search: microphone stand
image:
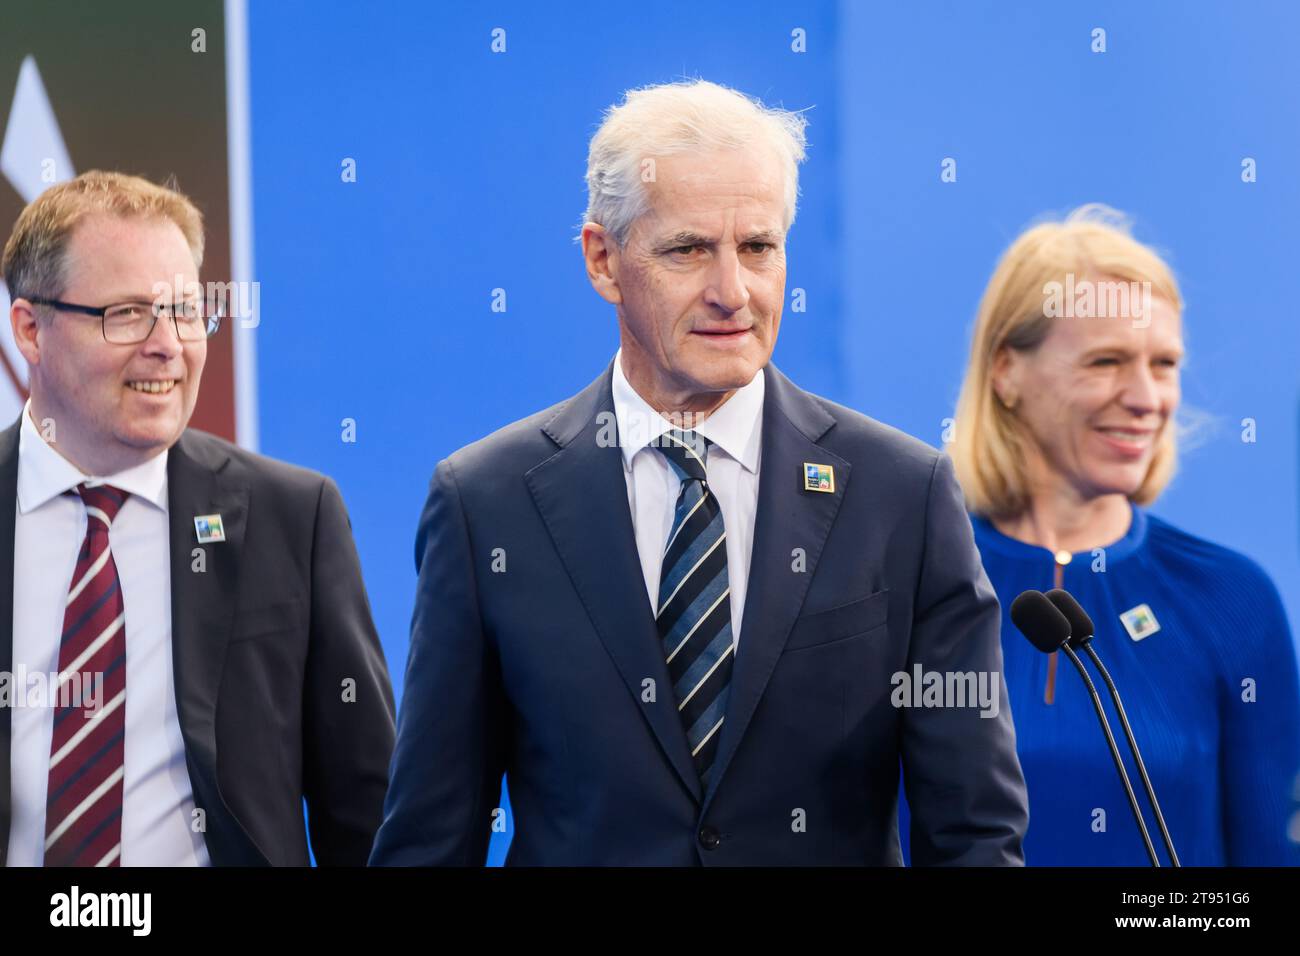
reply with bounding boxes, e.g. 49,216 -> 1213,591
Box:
1077,638 -> 1181,866
1059,642 -> 1160,866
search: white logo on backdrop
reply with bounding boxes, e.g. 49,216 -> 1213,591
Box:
0,56 -> 75,421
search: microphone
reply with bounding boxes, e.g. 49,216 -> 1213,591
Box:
1045,589 -> 1180,867
1009,590 -> 1161,866
1009,589 -> 1072,651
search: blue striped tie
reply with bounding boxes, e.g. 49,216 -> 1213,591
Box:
653,429 -> 734,785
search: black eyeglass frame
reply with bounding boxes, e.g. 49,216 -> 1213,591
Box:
24,296 -> 223,343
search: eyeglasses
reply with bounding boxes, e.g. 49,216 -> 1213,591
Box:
26,297 -> 223,344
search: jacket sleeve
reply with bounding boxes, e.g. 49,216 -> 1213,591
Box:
1219,565 -> 1300,865
368,458 -> 509,865
302,476 -> 397,865
900,453 -> 1029,865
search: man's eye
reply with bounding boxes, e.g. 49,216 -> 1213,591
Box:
671,245 -> 700,255
1091,357 -> 1119,366
744,242 -> 773,253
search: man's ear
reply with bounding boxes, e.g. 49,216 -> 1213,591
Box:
581,222 -> 623,306
11,298 -> 42,367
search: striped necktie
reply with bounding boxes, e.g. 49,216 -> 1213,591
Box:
653,429 -> 734,785
44,483 -> 129,867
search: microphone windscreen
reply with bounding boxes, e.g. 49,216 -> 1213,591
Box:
1010,589 -> 1072,653
1045,588 -> 1095,646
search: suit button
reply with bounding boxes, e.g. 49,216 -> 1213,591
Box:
698,826 -> 721,850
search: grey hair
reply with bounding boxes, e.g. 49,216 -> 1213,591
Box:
579,79 -> 809,246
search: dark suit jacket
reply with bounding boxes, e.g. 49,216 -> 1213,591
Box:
370,361 -> 1028,865
0,422 -> 396,866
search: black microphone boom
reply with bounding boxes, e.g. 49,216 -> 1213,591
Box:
1045,588 -> 1180,867
1009,589 -> 1161,866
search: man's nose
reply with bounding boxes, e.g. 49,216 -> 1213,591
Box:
703,247 -> 751,314
141,309 -> 185,358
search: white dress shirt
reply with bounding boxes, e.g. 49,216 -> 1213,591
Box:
7,402 -> 210,866
611,350 -> 764,649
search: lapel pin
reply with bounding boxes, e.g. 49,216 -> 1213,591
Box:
194,514 -> 226,544
1120,603 -> 1160,642
802,462 -> 835,493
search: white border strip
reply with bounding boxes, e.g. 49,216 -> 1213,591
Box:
225,0 -> 258,451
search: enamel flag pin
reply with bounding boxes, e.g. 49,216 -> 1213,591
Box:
803,462 -> 835,493
1120,603 -> 1160,642
194,514 -> 226,544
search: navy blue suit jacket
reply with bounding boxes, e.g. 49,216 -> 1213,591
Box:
371,362 -> 1027,865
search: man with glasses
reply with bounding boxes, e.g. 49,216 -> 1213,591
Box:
0,171 -> 395,866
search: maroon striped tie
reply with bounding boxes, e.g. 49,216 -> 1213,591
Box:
44,483 -> 129,867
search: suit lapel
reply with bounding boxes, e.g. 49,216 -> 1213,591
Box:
0,420 -> 19,865
0,425 -> 261,864
167,431 -> 263,862
702,364 -> 850,809
526,364 -> 703,804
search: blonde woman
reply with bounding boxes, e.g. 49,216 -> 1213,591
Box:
948,205 -> 1299,865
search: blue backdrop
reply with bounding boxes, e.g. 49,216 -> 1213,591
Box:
246,0 -> 1300,864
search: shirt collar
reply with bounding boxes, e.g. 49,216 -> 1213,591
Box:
17,400 -> 169,515
610,348 -> 764,474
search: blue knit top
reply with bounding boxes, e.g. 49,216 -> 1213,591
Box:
970,504 -> 1300,865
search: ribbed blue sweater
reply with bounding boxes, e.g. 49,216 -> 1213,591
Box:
970,505 -> 1300,865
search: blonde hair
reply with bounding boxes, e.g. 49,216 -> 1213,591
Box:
581,79 -> 808,246
2,170 -> 204,301
949,204 -> 1183,518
